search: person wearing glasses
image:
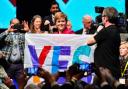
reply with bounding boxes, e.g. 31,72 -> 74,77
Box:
75,15 -> 97,34
86,7 -> 121,80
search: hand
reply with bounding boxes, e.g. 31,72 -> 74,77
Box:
72,72 -> 84,80
99,67 -> 107,82
50,25 -> 57,33
3,77 -> 13,87
22,20 -> 30,32
52,72 -> 60,81
0,51 -> 5,59
104,68 -> 115,83
44,20 -> 50,25
37,68 -> 55,84
99,67 -> 116,85
6,25 -> 17,33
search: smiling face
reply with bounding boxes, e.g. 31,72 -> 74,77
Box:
30,15 -> 43,33
55,12 -> 67,32
56,18 -> 67,31
33,17 -> 42,29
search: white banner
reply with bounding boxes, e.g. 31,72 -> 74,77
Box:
24,34 -> 95,73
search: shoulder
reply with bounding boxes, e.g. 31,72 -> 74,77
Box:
105,25 -> 120,37
106,25 -> 118,32
75,29 -> 83,34
43,15 -> 52,20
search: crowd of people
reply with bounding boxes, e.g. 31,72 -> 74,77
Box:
0,1 -> 128,89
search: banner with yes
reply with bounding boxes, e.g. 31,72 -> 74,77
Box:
24,34 -> 95,74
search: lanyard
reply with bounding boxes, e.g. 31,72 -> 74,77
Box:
122,61 -> 128,77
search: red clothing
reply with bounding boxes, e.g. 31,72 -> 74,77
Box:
54,28 -> 75,34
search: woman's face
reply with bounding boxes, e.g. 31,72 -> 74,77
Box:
56,18 -> 67,31
33,18 -> 42,29
120,44 -> 128,57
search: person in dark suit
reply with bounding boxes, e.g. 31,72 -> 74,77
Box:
43,1 -> 60,29
75,15 -> 97,34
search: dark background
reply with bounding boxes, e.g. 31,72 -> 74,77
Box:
0,0 -> 54,33
16,0 -> 53,23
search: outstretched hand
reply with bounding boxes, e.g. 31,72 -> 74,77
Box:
37,67 -> 56,84
22,20 -> 30,32
0,51 -> 5,59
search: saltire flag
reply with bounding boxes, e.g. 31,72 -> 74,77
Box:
24,34 -> 95,74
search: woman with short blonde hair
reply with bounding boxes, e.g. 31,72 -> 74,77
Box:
53,12 -> 74,34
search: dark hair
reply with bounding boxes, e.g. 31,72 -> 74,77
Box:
60,83 -> 74,89
50,1 -> 59,8
68,63 -> 81,76
103,7 -> 118,24
50,0 -> 61,13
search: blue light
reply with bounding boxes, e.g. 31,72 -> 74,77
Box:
0,0 -> 16,29
56,0 -> 125,31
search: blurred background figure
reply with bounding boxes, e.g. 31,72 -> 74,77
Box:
66,20 -> 72,30
24,83 -> 40,89
120,42 -> 128,85
75,15 -> 97,34
99,67 -> 128,89
0,51 -> 16,89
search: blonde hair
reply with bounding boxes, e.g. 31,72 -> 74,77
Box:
120,41 -> 128,49
54,12 -> 67,23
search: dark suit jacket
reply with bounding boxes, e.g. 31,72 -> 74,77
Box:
43,15 -> 54,26
75,24 -> 97,34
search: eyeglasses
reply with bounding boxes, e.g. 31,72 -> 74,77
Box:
84,21 -> 91,24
